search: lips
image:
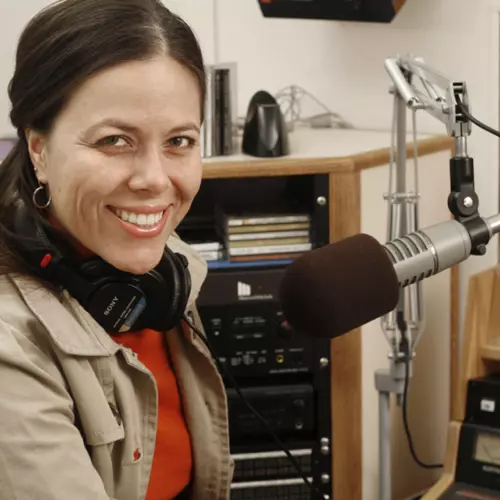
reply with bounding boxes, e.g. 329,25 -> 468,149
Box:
109,205 -> 172,238
112,208 -> 165,228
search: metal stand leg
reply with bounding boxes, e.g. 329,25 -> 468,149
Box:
377,59 -> 423,500
375,360 -> 410,500
379,390 -> 391,500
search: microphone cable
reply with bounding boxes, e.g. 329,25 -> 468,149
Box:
455,94 -> 500,138
182,315 -> 328,500
399,332 -> 443,469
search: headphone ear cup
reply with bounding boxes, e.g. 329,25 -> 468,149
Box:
115,248 -> 190,332
155,248 -> 191,328
75,249 -> 191,333
173,251 -> 192,313
76,258 -> 147,333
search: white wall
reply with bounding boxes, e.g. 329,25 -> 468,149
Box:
0,0 -> 54,136
164,0 -> 217,63
2,0 -> 500,498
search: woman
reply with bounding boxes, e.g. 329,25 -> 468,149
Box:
0,0 -> 233,499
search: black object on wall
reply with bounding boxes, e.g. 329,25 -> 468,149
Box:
242,90 -> 289,158
257,0 -> 406,24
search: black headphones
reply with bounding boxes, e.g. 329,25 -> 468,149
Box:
14,205 -> 192,334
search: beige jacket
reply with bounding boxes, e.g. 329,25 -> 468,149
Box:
0,235 -> 234,500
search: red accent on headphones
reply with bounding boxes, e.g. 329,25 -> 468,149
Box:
40,254 -> 53,269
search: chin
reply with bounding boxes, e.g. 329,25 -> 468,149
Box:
105,250 -> 164,276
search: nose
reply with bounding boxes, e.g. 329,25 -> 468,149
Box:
128,148 -> 172,194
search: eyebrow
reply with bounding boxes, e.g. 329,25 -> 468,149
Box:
86,119 -> 200,136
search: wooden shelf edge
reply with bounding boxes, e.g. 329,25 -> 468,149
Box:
202,135 -> 452,179
480,344 -> 500,362
202,157 -> 355,179
329,171 -> 362,500
352,136 -> 453,172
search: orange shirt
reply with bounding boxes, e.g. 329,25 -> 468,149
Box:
114,329 -> 193,499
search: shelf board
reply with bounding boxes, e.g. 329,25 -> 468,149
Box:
481,344 -> 500,361
202,128 -> 452,179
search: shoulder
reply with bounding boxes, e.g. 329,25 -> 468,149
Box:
0,275 -> 61,370
0,274 -> 40,328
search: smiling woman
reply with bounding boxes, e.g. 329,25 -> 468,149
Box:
0,1 -> 233,500
26,55 -> 203,275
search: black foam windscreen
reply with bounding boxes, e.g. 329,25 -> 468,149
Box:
279,233 -> 400,339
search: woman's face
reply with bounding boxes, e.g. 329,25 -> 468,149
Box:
27,55 -> 203,275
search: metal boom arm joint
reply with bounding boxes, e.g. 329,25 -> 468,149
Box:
385,55 -> 484,254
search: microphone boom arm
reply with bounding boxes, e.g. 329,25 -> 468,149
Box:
385,55 -> 482,236
384,55 -> 471,140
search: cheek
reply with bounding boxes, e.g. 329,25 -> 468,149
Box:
46,154 -> 121,219
171,163 -> 202,225
48,165 -> 91,207
176,160 -> 203,202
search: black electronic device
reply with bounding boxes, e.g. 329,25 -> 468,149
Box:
242,90 -> 289,158
439,483 -> 500,500
257,0 -> 406,24
454,424 -> 500,493
197,265 -> 332,500
231,443 -> 314,483
465,376 -> 500,427
231,473 -> 313,500
227,384 -> 315,439
438,375 -> 500,499
229,436 -> 328,500
196,266 -> 329,379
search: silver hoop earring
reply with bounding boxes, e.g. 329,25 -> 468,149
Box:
33,184 -> 51,210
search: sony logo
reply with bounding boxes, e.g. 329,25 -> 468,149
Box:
104,296 -> 119,316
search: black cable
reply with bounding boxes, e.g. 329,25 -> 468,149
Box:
455,94 -> 500,138
182,315 -> 327,500
401,343 -> 443,469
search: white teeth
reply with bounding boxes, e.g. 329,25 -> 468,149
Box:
114,209 -> 164,227
137,214 -> 147,226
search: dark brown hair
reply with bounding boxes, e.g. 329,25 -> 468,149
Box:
0,0 -> 205,275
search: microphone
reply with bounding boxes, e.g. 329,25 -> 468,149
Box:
279,213 -> 500,339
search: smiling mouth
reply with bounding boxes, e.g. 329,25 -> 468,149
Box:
110,207 -> 165,228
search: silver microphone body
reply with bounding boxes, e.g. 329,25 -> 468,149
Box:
384,214 -> 500,287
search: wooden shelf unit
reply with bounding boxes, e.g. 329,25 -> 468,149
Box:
202,128 -> 455,500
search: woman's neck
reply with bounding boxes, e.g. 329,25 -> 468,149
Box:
47,213 -> 95,260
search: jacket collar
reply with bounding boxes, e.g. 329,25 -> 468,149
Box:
10,233 -> 208,357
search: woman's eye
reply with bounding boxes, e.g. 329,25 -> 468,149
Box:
168,136 -> 196,149
99,135 -> 129,147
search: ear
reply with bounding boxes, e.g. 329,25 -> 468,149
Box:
25,129 -> 49,184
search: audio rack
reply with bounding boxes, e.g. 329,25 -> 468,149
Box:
188,173 -> 332,499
